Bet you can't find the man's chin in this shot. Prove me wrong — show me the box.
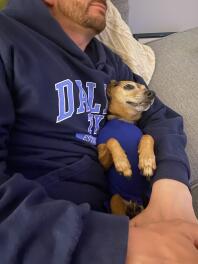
[83,16,106,34]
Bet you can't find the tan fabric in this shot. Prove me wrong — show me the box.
[97,0,155,85]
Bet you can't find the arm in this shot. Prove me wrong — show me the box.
[134,73,197,224]
[115,56,196,223]
[115,61,198,263]
[0,57,129,264]
[136,73,190,187]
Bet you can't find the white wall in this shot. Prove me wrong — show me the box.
[129,0,198,33]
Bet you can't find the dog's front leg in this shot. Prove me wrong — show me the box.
[138,134,156,178]
[106,138,132,177]
[97,143,113,170]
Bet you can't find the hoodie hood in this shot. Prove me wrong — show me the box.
[0,0,122,182]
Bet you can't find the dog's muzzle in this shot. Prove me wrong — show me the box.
[126,90,155,112]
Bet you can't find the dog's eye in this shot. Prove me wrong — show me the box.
[124,84,135,90]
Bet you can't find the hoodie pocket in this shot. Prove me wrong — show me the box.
[36,155,107,190]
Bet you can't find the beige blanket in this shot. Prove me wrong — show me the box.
[97,0,155,85]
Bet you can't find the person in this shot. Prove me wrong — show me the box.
[0,0,197,263]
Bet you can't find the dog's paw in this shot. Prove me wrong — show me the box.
[138,152,156,178]
[114,155,132,177]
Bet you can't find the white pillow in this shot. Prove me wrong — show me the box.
[97,0,155,85]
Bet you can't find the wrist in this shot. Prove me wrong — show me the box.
[149,179,197,222]
[151,179,191,202]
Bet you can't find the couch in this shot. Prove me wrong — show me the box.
[112,0,198,216]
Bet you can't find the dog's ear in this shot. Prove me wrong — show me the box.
[107,80,119,98]
[110,80,119,87]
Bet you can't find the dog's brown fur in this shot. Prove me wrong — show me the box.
[97,80,156,217]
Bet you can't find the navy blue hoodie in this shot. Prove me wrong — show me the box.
[0,0,190,263]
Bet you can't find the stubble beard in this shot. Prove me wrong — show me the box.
[57,0,106,34]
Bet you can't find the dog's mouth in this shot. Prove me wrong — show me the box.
[126,90,155,112]
[126,98,155,112]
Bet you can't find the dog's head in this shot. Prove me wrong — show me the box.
[107,80,155,122]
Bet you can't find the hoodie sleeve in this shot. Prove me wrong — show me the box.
[116,57,190,187]
[0,59,129,263]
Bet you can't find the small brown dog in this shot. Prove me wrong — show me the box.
[97,80,157,218]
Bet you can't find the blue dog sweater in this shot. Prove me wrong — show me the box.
[97,119,151,205]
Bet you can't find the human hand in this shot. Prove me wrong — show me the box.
[125,219,198,264]
[132,179,198,227]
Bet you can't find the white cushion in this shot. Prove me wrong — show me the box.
[97,0,155,84]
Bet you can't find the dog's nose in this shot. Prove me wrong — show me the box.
[145,90,155,99]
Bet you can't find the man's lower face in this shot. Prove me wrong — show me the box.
[57,0,107,33]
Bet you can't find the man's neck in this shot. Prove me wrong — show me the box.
[51,10,94,51]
